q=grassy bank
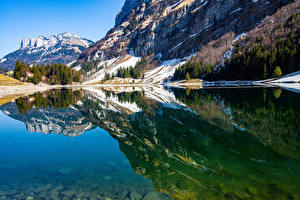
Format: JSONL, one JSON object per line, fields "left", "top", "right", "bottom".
{"left": 0, "top": 74, "right": 23, "bottom": 86}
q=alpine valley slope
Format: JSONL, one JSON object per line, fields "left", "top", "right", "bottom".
{"left": 76, "top": 0, "right": 294, "bottom": 84}
{"left": 0, "top": 32, "right": 93, "bottom": 71}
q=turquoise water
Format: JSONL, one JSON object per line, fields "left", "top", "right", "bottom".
{"left": 0, "top": 88, "right": 299, "bottom": 200}
{"left": 0, "top": 111, "right": 170, "bottom": 200}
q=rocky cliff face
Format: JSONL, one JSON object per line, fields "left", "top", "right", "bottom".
{"left": 115, "top": 0, "right": 150, "bottom": 27}
{"left": 77, "top": 0, "right": 293, "bottom": 83}
{"left": 0, "top": 32, "right": 93, "bottom": 70}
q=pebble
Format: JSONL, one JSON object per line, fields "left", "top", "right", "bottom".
{"left": 130, "top": 191, "right": 142, "bottom": 200}
{"left": 25, "top": 196, "right": 34, "bottom": 200}
{"left": 144, "top": 192, "right": 161, "bottom": 200}
{"left": 103, "top": 176, "right": 111, "bottom": 180}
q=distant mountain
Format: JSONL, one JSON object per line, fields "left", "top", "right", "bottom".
{"left": 0, "top": 32, "right": 93, "bottom": 70}
{"left": 76, "top": 0, "right": 295, "bottom": 83}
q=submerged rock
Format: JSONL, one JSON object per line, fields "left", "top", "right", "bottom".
{"left": 103, "top": 176, "right": 111, "bottom": 180}
{"left": 57, "top": 167, "right": 74, "bottom": 175}
{"left": 129, "top": 191, "right": 142, "bottom": 200}
{"left": 144, "top": 192, "right": 161, "bottom": 200}
{"left": 105, "top": 161, "right": 118, "bottom": 167}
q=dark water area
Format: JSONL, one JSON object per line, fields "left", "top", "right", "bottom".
{"left": 0, "top": 87, "right": 299, "bottom": 200}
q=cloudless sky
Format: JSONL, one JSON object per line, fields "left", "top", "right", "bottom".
{"left": 0, "top": 0, "right": 125, "bottom": 58}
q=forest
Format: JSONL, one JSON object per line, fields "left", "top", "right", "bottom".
{"left": 172, "top": 60, "right": 213, "bottom": 81}
{"left": 102, "top": 58, "right": 148, "bottom": 82}
{"left": 116, "top": 66, "right": 142, "bottom": 79}
{"left": 13, "top": 60, "right": 82, "bottom": 85}
{"left": 173, "top": 13, "right": 300, "bottom": 81}
{"left": 217, "top": 14, "right": 300, "bottom": 80}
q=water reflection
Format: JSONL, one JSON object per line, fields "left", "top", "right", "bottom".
{"left": 0, "top": 87, "right": 299, "bottom": 200}
{"left": 2, "top": 89, "right": 93, "bottom": 136}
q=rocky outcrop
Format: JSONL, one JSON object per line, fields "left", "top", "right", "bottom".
{"left": 77, "top": 0, "right": 293, "bottom": 82}
{"left": 0, "top": 32, "right": 93, "bottom": 70}
{"left": 115, "top": 0, "right": 150, "bottom": 27}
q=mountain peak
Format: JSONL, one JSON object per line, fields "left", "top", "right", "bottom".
{"left": 0, "top": 33, "right": 93, "bottom": 70}
{"left": 115, "top": 0, "right": 150, "bottom": 27}
{"left": 20, "top": 32, "right": 91, "bottom": 49}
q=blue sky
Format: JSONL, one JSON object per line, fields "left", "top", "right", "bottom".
{"left": 0, "top": 0, "right": 125, "bottom": 58}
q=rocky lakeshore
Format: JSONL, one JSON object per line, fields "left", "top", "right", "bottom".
{"left": 0, "top": 83, "right": 63, "bottom": 98}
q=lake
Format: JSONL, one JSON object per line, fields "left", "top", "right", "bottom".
{"left": 0, "top": 87, "right": 299, "bottom": 200}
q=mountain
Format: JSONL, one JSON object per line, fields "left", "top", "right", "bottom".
{"left": 173, "top": 1, "right": 300, "bottom": 81}
{"left": 0, "top": 32, "right": 93, "bottom": 71}
{"left": 76, "top": 0, "right": 295, "bottom": 83}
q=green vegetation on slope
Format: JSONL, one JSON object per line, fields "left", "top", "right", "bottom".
{"left": 13, "top": 60, "right": 82, "bottom": 85}
{"left": 116, "top": 66, "right": 142, "bottom": 79}
{"left": 217, "top": 14, "right": 300, "bottom": 80}
{"left": 102, "top": 58, "right": 148, "bottom": 82}
{"left": 172, "top": 60, "right": 213, "bottom": 80}
{"left": 172, "top": 12, "right": 300, "bottom": 81}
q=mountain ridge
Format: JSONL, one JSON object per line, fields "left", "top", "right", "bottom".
{"left": 76, "top": 0, "right": 295, "bottom": 84}
{"left": 0, "top": 32, "right": 93, "bottom": 71}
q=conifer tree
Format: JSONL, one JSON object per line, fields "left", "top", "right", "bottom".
{"left": 273, "top": 66, "right": 282, "bottom": 77}
{"left": 186, "top": 72, "right": 191, "bottom": 81}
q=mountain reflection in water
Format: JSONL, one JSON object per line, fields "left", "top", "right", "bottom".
{"left": 0, "top": 87, "right": 299, "bottom": 200}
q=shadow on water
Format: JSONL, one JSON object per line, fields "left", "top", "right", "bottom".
{"left": 0, "top": 87, "right": 299, "bottom": 200}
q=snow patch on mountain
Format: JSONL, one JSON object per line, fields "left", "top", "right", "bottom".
{"left": 84, "top": 51, "right": 197, "bottom": 85}
{"left": 84, "top": 55, "right": 141, "bottom": 84}
{"left": 222, "top": 33, "right": 246, "bottom": 67}
{"left": 0, "top": 58, "right": 7, "bottom": 63}
{"left": 143, "top": 53, "right": 197, "bottom": 84}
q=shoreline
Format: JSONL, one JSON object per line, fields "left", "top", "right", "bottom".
{"left": 0, "top": 83, "right": 160, "bottom": 99}
{"left": 0, "top": 78, "right": 299, "bottom": 100}
{"left": 0, "top": 83, "right": 64, "bottom": 99}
